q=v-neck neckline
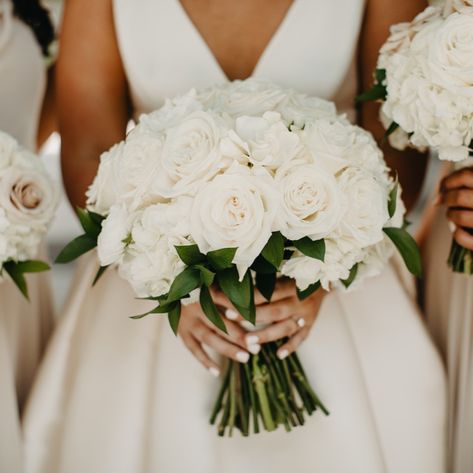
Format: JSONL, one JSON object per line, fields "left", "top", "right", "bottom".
{"left": 175, "top": 0, "right": 297, "bottom": 82}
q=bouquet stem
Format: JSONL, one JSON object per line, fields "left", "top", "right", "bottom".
{"left": 210, "top": 340, "right": 328, "bottom": 437}
{"left": 448, "top": 237, "right": 473, "bottom": 274}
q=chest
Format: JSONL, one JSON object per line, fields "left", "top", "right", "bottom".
{"left": 178, "top": 0, "right": 294, "bottom": 81}
{"left": 113, "top": 0, "right": 366, "bottom": 115}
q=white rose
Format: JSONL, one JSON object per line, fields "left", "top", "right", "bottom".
{"left": 0, "top": 131, "right": 18, "bottom": 169}
{"left": 275, "top": 161, "right": 342, "bottom": 241}
{"left": 0, "top": 166, "right": 57, "bottom": 229}
{"left": 428, "top": 12, "right": 473, "bottom": 95}
{"left": 97, "top": 205, "right": 133, "bottom": 266}
{"left": 234, "top": 111, "right": 300, "bottom": 168}
{"left": 190, "top": 163, "right": 279, "bottom": 278}
{"left": 119, "top": 239, "right": 184, "bottom": 299}
{"left": 303, "top": 118, "right": 385, "bottom": 174}
{"left": 153, "top": 111, "right": 230, "bottom": 198}
{"left": 334, "top": 166, "right": 389, "bottom": 252}
{"left": 277, "top": 92, "right": 337, "bottom": 128}
{"left": 202, "top": 79, "right": 287, "bottom": 116}
{"left": 281, "top": 241, "right": 357, "bottom": 291}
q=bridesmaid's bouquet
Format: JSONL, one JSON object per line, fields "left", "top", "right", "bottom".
{"left": 0, "top": 131, "right": 57, "bottom": 297}
{"left": 58, "top": 79, "right": 420, "bottom": 436}
{"left": 357, "top": 0, "right": 473, "bottom": 273}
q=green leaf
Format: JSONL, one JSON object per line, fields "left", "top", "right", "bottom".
{"left": 55, "top": 234, "right": 97, "bottom": 264}
{"left": 383, "top": 121, "right": 399, "bottom": 141}
{"left": 168, "top": 301, "right": 182, "bottom": 335}
{"left": 15, "top": 260, "right": 50, "bottom": 273}
{"left": 216, "top": 267, "right": 251, "bottom": 309}
{"left": 77, "top": 208, "right": 102, "bottom": 237}
{"left": 234, "top": 275, "right": 256, "bottom": 324}
{"left": 92, "top": 265, "right": 109, "bottom": 286}
{"left": 293, "top": 237, "right": 325, "bottom": 261}
{"left": 3, "top": 261, "right": 29, "bottom": 299}
{"left": 130, "top": 301, "right": 176, "bottom": 320}
{"left": 200, "top": 285, "right": 227, "bottom": 333}
{"left": 88, "top": 210, "right": 106, "bottom": 226}
{"left": 341, "top": 263, "right": 358, "bottom": 289}
{"left": 174, "top": 244, "right": 205, "bottom": 266}
{"left": 166, "top": 266, "right": 201, "bottom": 303}
{"left": 255, "top": 272, "right": 276, "bottom": 302}
{"left": 296, "top": 281, "right": 321, "bottom": 301}
{"left": 383, "top": 227, "right": 422, "bottom": 277}
{"left": 261, "top": 232, "right": 285, "bottom": 269}
{"left": 207, "top": 248, "right": 237, "bottom": 271}
{"left": 194, "top": 265, "right": 215, "bottom": 287}
{"left": 388, "top": 180, "right": 398, "bottom": 219}
{"left": 251, "top": 255, "right": 277, "bottom": 274}
{"left": 375, "top": 68, "right": 386, "bottom": 84}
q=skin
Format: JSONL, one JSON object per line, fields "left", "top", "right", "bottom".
{"left": 58, "top": 0, "right": 429, "bottom": 375}
{"left": 440, "top": 168, "right": 473, "bottom": 250}
{"left": 37, "top": 66, "right": 58, "bottom": 149}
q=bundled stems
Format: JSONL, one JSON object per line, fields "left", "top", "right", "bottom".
{"left": 448, "top": 238, "right": 473, "bottom": 275}
{"left": 210, "top": 340, "right": 329, "bottom": 437}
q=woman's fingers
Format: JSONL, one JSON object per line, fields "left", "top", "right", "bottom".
{"left": 447, "top": 209, "right": 473, "bottom": 228}
{"left": 454, "top": 227, "right": 473, "bottom": 250}
{"left": 276, "top": 327, "right": 310, "bottom": 360}
{"left": 441, "top": 167, "right": 473, "bottom": 191}
{"left": 442, "top": 189, "right": 473, "bottom": 209}
{"left": 194, "top": 324, "right": 250, "bottom": 363}
{"left": 245, "top": 316, "right": 306, "bottom": 346}
{"left": 201, "top": 316, "right": 248, "bottom": 350}
{"left": 255, "top": 298, "right": 297, "bottom": 324}
{"left": 180, "top": 334, "right": 221, "bottom": 377}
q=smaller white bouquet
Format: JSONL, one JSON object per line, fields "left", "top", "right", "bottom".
{"left": 58, "top": 79, "right": 420, "bottom": 436}
{"left": 0, "top": 131, "right": 58, "bottom": 297}
{"left": 357, "top": 0, "right": 473, "bottom": 273}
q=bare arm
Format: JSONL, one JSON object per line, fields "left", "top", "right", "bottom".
{"left": 57, "top": 0, "right": 130, "bottom": 209}
{"left": 37, "top": 66, "right": 57, "bottom": 149}
{"left": 359, "top": 0, "right": 429, "bottom": 212}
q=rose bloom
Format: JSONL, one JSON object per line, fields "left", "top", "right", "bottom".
{"left": 190, "top": 163, "right": 279, "bottom": 278}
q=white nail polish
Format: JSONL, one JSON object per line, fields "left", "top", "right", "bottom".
{"left": 248, "top": 344, "right": 261, "bottom": 355}
{"left": 240, "top": 321, "right": 254, "bottom": 331}
{"left": 225, "top": 309, "right": 238, "bottom": 320}
{"left": 236, "top": 351, "right": 250, "bottom": 363}
{"left": 297, "top": 318, "right": 306, "bottom": 328}
{"left": 209, "top": 367, "right": 220, "bottom": 378}
{"left": 277, "top": 349, "right": 289, "bottom": 360}
{"left": 246, "top": 335, "right": 259, "bottom": 345}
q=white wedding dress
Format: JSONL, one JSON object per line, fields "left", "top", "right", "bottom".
{"left": 0, "top": 1, "right": 53, "bottom": 472}
{"left": 24, "top": 1, "right": 447, "bottom": 472}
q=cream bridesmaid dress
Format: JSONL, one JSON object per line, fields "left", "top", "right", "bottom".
{"left": 24, "top": 1, "right": 447, "bottom": 472}
{"left": 0, "top": 1, "right": 54, "bottom": 472}
{"left": 424, "top": 168, "right": 473, "bottom": 473}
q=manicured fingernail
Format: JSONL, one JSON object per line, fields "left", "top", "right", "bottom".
{"left": 248, "top": 344, "right": 261, "bottom": 355}
{"left": 433, "top": 194, "right": 441, "bottom": 206}
{"left": 297, "top": 318, "right": 306, "bottom": 328}
{"left": 448, "top": 222, "right": 457, "bottom": 233}
{"left": 240, "top": 321, "right": 254, "bottom": 330}
{"left": 236, "top": 351, "right": 250, "bottom": 363}
{"left": 209, "top": 367, "right": 220, "bottom": 378}
{"left": 225, "top": 309, "right": 238, "bottom": 320}
{"left": 246, "top": 335, "right": 259, "bottom": 345}
{"left": 277, "top": 349, "right": 289, "bottom": 360}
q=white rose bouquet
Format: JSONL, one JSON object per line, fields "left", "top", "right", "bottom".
{"left": 357, "top": 0, "right": 473, "bottom": 273}
{"left": 58, "top": 79, "right": 420, "bottom": 436}
{"left": 0, "top": 131, "right": 58, "bottom": 297}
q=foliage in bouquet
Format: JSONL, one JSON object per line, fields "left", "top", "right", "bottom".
{"left": 57, "top": 79, "right": 421, "bottom": 435}
{"left": 0, "top": 131, "right": 58, "bottom": 297}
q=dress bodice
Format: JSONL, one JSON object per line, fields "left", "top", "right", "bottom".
{"left": 0, "top": 0, "right": 46, "bottom": 150}
{"left": 113, "top": 0, "right": 365, "bottom": 122}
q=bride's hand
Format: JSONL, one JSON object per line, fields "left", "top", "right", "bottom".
{"left": 440, "top": 167, "right": 473, "bottom": 250}
{"left": 212, "top": 279, "right": 326, "bottom": 360}
{"left": 178, "top": 302, "right": 250, "bottom": 377}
